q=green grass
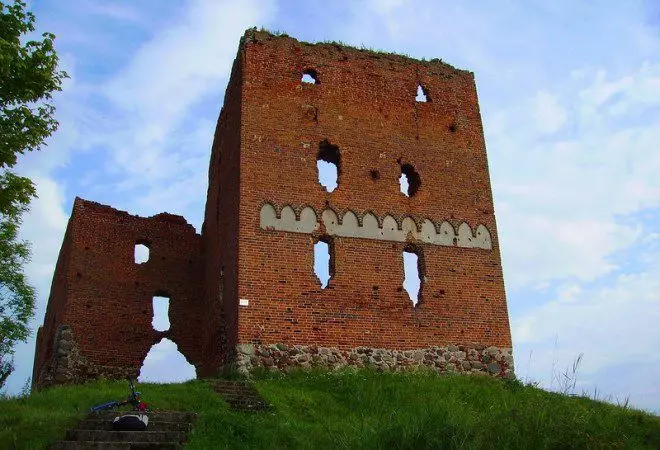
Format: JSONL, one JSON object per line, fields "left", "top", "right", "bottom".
{"left": 2, "top": 369, "right": 659, "bottom": 449}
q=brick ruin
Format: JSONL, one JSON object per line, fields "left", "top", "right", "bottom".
{"left": 32, "top": 29, "right": 513, "bottom": 388}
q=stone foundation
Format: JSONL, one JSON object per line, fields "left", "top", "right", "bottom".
{"left": 234, "top": 343, "right": 514, "bottom": 378}
{"left": 35, "top": 325, "right": 138, "bottom": 389}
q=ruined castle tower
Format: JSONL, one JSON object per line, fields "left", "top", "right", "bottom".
{"left": 32, "top": 30, "right": 512, "bottom": 388}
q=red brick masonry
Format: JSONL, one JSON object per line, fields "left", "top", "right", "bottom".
{"left": 33, "top": 29, "right": 513, "bottom": 388}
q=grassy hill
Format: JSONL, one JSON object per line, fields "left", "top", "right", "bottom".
{"left": 2, "top": 369, "right": 659, "bottom": 449}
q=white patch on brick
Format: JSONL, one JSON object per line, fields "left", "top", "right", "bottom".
{"left": 259, "top": 203, "right": 493, "bottom": 249}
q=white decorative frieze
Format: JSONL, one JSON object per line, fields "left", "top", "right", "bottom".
{"left": 259, "top": 203, "right": 492, "bottom": 249}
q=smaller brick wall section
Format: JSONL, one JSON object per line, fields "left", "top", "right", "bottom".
{"left": 235, "top": 343, "right": 514, "bottom": 378}
{"left": 32, "top": 198, "right": 206, "bottom": 389}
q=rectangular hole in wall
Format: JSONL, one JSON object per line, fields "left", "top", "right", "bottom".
{"left": 403, "top": 250, "right": 421, "bottom": 306}
{"left": 314, "top": 239, "right": 332, "bottom": 288}
{"left": 135, "top": 243, "right": 150, "bottom": 264}
{"left": 152, "top": 296, "right": 170, "bottom": 332}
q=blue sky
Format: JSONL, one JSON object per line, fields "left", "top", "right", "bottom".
{"left": 5, "top": 0, "right": 659, "bottom": 413}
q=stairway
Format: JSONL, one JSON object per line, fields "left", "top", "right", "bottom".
{"left": 210, "top": 380, "right": 273, "bottom": 412}
{"left": 51, "top": 411, "right": 196, "bottom": 449}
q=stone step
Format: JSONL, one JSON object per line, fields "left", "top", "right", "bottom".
{"left": 209, "top": 381, "right": 273, "bottom": 412}
{"left": 75, "top": 420, "right": 191, "bottom": 432}
{"left": 213, "top": 388, "right": 259, "bottom": 395}
{"left": 209, "top": 380, "right": 258, "bottom": 390}
{"left": 50, "top": 411, "right": 195, "bottom": 449}
{"left": 212, "top": 383, "right": 252, "bottom": 389}
{"left": 51, "top": 442, "right": 181, "bottom": 450}
{"left": 65, "top": 430, "right": 185, "bottom": 444}
{"left": 212, "top": 380, "right": 250, "bottom": 387}
{"left": 88, "top": 411, "right": 195, "bottom": 423}
{"left": 212, "top": 390, "right": 254, "bottom": 397}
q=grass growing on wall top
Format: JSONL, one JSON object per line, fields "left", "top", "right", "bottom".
{"left": 1, "top": 369, "right": 659, "bottom": 449}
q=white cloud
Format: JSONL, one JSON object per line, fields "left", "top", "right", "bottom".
{"left": 533, "top": 281, "right": 550, "bottom": 292}
{"left": 579, "top": 63, "right": 660, "bottom": 118}
{"left": 492, "top": 62, "right": 660, "bottom": 289}
{"left": 643, "top": 232, "right": 660, "bottom": 243}
{"left": 4, "top": 176, "right": 69, "bottom": 393}
{"left": 80, "top": 2, "right": 143, "bottom": 23}
{"left": 556, "top": 284, "right": 582, "bottom": 303}
{"left": 85, "top": 0, "right": 278, "bottom": 219}
{"left": 500, "top": 212, "right": 641, "bottom": 289}
{"left": 533, "top": 91, "right": 567, "bottom": 134}
{"left": 103, "top": 0, "right": 274, "bottom": 172}
{"left": 13, "top": 176, "right": 69, "bottom": 307}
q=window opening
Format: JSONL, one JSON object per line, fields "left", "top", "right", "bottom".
{"left": 152, "top": 295, "right": 170, "bottom": 332}
{"left": 317, "top": 140, "right": 340, "bottom": 192}
{"left": 416, "top": 84, "right": 429, "bottom": 102}
{"left": 399, "top": 163, "right": 421, "bottom": 197}
{"left": 314, "top": 238, "right": 333, "bottom": 289}
{"left": 134, "top": 243, "right": 150, "bottom": 264}
{"left": 138, "top": 338, "right": 196, "bottom": 383}
{"left": 302, "top": 69, "right": 319, "bottom": 84}
{"left": 403, "top": 248, "right": 422, "bottom": 306}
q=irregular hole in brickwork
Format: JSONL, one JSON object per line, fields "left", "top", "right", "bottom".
{"left": 416, "top": 84, "right": 430, "bottom": 102}
{"left": 317, "top": 140, "right": 340, "bottom": 192}
{"left": 370, "top": 169, "right": 380, "bottom": 180}
{"left": 138, "top": 338, "right": 196, "bottom": 383}
{"left": 399, "top": 163, "right": 421, "bottom": 197}
{"left": 301, "top": 69, "right": 319, "bottom": 84}
{"left": 134, "top": 243, "right": 150, "bottom": 264}
{"left": 152, "top": 296, "right": 170, "bottom": 332}
{"left": 314, "top": 237, "right": 333, "bottom": 289}
{"left": 403, "top": 246, "right": 423, "bottom": 306}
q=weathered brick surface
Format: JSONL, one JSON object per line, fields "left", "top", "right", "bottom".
{"left": 229, "top": 30, "right": 511, "bottom": 351}
{"left": 34, "top": 29, "right": 512, "bottom": 387}
{"left": 199, "top": 53, "right": 244, "bottom": 371}
{"left": 33, "top": 199, "right": 204, "bottom": 387}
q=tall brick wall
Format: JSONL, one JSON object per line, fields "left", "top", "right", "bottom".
{"left": 225, "top": 31, "right": 511, "bottom": 360}
{"left": 199, "top": 53, "right": 244, "bottom": 370}
{"left": 33, "top": 198, "right": 205, "bottom": 387}
{"left": 32, "top": 217, "right": 76, "bottom": 385}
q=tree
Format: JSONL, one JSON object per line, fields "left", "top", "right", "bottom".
{"left": 0, "top": 0, "right": 67, "bottom": 388}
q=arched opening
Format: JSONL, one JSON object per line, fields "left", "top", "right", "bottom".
{"left": 134, "top": 242, "right": 150, "bottom": 264}
{"left": 152, "top": 295, "right": 170, "bottom": 332}
{"left": 138, "top": 338, "right": 196, "bottom": 383}
{"left": 317, "top": 140, "right": 340, "bottom": 192}
{"left": 415, "top": 84, "right": 430, "bottom": 102}
{"left": 301, "top": 69, "right": 319, "bottom": 84}
{"left": 399, "top": 163, "right": 421, "bottom": 197}
{"left": 403, "top": 245, "right": 424, "bottom": 306}
{"left": 314, "top": 237, "right": 333, "bottom": 289}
